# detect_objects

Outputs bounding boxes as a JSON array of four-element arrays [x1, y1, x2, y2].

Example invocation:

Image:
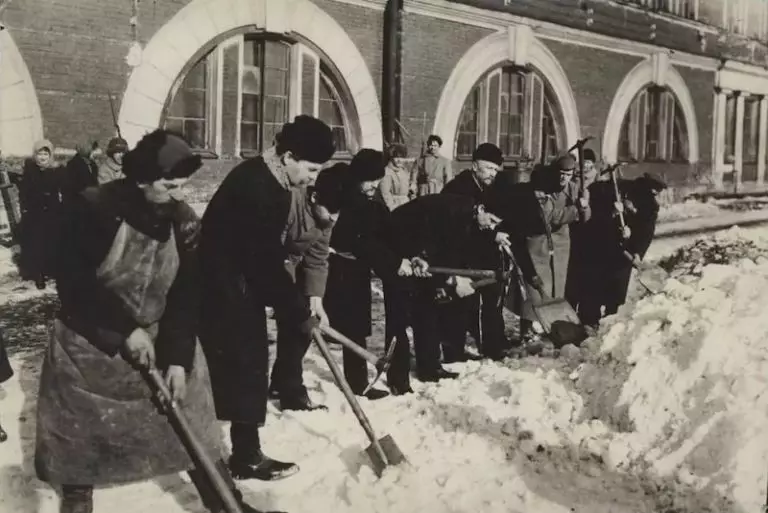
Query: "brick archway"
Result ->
[[0, 30, 44, 156], [433, 26, 581, 157], [118, 0, 382, 150], [602, 54, 699, 164]]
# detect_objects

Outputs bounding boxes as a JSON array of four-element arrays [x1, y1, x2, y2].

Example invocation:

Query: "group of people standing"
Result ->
[[0, 113, 665, 513]]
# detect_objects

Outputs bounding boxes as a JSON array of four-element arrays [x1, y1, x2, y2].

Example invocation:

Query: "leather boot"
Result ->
[[60, 485, 93, 513], [0, 419, 7, 443], [229, 423, 298, 481]]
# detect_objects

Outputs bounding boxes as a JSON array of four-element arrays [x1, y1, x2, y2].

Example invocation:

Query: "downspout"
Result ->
[[383, 0, 404, 148]]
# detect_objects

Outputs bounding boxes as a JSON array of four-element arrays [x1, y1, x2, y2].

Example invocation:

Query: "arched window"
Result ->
[[456, 66, 565, 164], [163, 33, 358, 158], [617, 85, 688, 163]]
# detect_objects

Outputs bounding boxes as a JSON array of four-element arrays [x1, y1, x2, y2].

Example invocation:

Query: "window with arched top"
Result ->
[[456, 66, 565, 164], [163, 33, 358, 158], [617, 85, 688, 163]]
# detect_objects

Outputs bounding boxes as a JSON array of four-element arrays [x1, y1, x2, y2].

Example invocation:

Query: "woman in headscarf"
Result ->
[[17, 139, 63, 289], [35, 129, 276, 513]]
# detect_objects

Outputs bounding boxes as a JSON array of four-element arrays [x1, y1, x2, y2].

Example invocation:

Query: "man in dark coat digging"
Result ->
[[35, 129, 274, 513], [198, 115, 336, 482], [491, 155, 590, 347], [387, 194, 501, 384], [324, 149, 414, 399], [576, 172, 666, 326], [441, 143, 511, 361]]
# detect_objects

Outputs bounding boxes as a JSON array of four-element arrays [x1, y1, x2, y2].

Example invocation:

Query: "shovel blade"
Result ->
[[533, 298, 588, 347], [635, 266, 667, 295], [364, 435, 406, 476]]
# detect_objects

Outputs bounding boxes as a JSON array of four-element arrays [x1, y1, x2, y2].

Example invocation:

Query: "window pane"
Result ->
[[240, 123, 259, 153], [457, 86, 481, 157], [242, 94, 259, 123], [725, 95, 737, 161], [165, 54, 210, 149], [242, 68, 261, 95], [243, 39, 260, 67], [317, 74, 347, 153], [264, 41, 290, 68], [302, 55, 317, 116]]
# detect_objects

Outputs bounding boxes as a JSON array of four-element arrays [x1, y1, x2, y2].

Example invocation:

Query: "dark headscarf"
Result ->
[[122, 130, 202, 184]]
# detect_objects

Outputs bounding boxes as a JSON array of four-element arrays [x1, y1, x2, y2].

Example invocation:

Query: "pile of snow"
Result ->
[[577, 227, 768, 513], [656, 199, 721, 224]]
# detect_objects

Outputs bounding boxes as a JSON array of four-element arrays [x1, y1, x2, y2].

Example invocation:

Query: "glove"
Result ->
[[411, 256, 431, 277], [397, 258, 413, 277], [614, 201, 625, 214], [454, 276, 476, 298], [495, 231, 511, 248], [299, 315, 320, 336], [622, 225, 632, 240]]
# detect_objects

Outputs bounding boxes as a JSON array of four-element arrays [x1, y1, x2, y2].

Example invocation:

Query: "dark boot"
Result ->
[[279, 392, 327, 412], [360, 389, 389, 400], [229, 423, 298, 481], [417, 367, 459, 383], [190, 460, 289, 513], [389, 382, 414, 396], [61, 485, 93, 513], [0, 419, 7, 443]]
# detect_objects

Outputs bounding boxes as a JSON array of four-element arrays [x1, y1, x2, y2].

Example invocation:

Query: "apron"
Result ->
[[35, 222, 221, 485]]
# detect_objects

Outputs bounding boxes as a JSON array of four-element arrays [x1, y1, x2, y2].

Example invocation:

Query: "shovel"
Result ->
[[142, 367, 243, 513], [501, 246, 587, 347], [623, 250, 668, 295], [318, 324, 394, 395], [312, 329, 407, 477]]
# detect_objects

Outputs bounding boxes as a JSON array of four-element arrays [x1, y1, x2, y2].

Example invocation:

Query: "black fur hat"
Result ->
[[275, 115, 335, 164], [472, 143, 503, 166], [350, 148, 386, 182]]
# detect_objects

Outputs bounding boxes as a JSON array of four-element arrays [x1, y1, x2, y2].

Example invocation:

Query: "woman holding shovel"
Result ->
[[35, 130, 276, 513]]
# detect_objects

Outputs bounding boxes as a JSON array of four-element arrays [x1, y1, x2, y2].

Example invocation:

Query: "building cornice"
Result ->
[[404, 0, 720, 71]]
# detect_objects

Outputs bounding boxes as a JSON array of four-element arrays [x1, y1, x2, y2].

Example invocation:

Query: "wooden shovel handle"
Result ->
[[427, 266, 496, 279]]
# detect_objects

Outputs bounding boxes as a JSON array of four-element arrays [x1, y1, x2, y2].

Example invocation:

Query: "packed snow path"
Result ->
[[0, 227, 766, 513]]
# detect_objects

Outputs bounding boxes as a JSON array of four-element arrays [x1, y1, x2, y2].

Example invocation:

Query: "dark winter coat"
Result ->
[[389, 193, 492, 271], [198, 155, 311, 424], [0, 328, 12, 384], [16, 159, 63, 279], [61, 154, 98, 206], [35, 180, 219, 485], [325, 191, 401, 339], [492, 180, 585, 321]]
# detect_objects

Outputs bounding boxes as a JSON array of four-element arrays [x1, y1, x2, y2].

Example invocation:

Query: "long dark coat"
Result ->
[[16, 159, 63, 279], [61, 154, 98, 206], [198, 157, 310, 425], [581, 179, 659, 309], [35, 181, 219, 485], [324, 192, 401, 339], [492, 181, 584, 321], [0, 328, 12, 383]]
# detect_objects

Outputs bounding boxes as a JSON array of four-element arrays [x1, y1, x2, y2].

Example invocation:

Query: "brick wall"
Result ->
[[400, 13, 493, 158]]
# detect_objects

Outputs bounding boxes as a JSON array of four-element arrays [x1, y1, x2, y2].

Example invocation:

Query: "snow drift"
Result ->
[[1, 228, 768, 513]]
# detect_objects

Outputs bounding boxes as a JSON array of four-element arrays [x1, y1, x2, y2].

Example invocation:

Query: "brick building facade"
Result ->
[[1, 0, 767, 196]]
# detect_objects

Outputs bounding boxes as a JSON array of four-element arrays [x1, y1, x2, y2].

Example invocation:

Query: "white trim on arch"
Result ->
[[0, 30, 44, 157], [602, 54, 700, 164], [118, 0, 383, 150], [433, 26, 580, 158]]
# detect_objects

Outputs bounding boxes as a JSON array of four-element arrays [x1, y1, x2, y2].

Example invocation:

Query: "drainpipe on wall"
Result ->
[[382, 0, 404, 149]]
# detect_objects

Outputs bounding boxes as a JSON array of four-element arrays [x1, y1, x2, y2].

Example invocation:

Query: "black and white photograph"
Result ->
[[0, 0, 766, 512]]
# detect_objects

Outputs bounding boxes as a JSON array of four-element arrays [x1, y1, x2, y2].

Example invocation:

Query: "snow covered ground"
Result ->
[[1, 226, 768, 513]]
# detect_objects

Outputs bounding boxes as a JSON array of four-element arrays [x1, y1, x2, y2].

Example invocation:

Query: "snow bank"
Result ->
[[577, 227, 768, 513], [657, 199, 721, 224]]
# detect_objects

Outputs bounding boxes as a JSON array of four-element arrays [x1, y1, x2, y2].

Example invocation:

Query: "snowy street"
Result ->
[[1, 223, 768, 513]]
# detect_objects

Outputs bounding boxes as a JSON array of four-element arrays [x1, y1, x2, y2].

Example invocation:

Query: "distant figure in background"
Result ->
[[17, 139, 63, 289], [98, 137, 128, 185], [409, 135, 452, 197], [378, 143, 411, 210], [61, 141, 99, 207], [0, 327, 13, 443]]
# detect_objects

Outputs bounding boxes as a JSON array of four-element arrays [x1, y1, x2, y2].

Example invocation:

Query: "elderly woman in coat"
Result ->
[[492, 155, 590, 345], [34, 129, 275, 513]]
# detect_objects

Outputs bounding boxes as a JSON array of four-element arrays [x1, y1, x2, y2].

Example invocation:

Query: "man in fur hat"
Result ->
[[98, 136, 128, 184], [324, 149, 413, 398], [199, 115, 336, 482], [441, 143, 511, 362], [387, 194, 501, 384]]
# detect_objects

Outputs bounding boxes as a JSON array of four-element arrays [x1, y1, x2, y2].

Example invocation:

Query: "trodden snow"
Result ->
[[1, 226, 768, 512]]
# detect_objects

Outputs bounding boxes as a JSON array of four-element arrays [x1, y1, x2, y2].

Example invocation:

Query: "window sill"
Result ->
[[192, 149, 220, 159]]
